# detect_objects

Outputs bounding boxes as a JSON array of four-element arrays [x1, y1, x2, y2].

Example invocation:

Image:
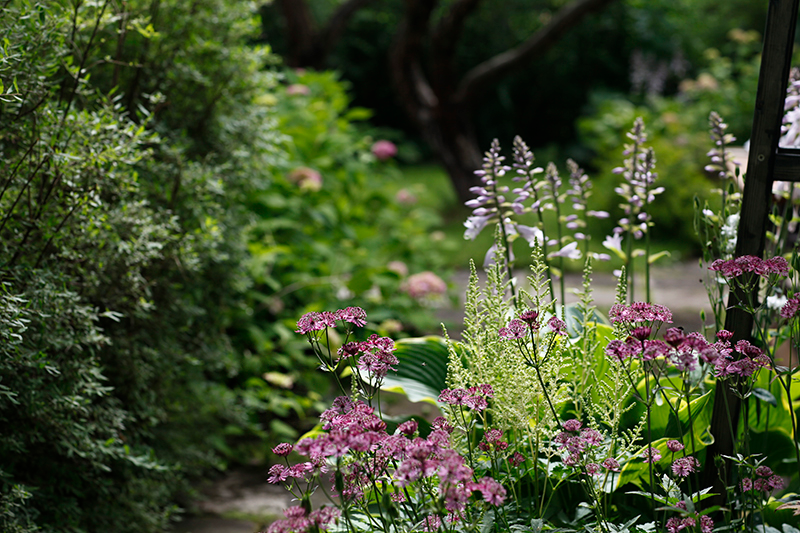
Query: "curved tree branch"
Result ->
[[454, 0, 616, 105]]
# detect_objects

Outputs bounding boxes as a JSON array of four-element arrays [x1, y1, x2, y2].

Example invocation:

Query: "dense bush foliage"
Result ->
[[0, 1, 448, 531]]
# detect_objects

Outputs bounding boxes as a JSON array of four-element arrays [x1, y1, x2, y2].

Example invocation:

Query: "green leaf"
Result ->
[[648, 250, 672, 264], [752, 387, 778, 407], [381, 336, 451, 404]]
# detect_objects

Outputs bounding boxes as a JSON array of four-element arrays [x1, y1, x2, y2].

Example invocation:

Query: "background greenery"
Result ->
[[0, 0, 787, 531], [0, 2, 449, 532]]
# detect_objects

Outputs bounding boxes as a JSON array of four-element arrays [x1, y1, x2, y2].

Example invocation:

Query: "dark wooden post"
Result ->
[[700, 0, 800, 507]]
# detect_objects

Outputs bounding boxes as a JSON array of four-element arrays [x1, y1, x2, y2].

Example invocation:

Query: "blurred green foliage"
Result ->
[[260, 0, 769, 158], [0, 1, 449, 531], [576, 29, 765, 256]]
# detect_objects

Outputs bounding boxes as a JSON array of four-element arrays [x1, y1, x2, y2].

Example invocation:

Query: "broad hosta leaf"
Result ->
[[381, 336, 451, 404]]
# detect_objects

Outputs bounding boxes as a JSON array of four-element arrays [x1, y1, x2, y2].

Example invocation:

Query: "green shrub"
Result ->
[[0, 2, 450, 531]]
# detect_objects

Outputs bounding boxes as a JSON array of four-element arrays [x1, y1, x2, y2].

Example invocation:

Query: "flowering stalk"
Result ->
[[609, 118, 664, 303]]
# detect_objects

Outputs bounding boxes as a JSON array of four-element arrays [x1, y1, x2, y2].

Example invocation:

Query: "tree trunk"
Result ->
[[390, 0, 617, 204], [423, 103, 483, 203]]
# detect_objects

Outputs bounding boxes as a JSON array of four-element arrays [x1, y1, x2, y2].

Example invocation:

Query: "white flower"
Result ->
[[464, 215, 492, 240], [516, 224, 544, 247], [549, 241, 581, 260], [721, 213, 739, 254], [603, 233, 626, 260], [767, 293, 788, 311]]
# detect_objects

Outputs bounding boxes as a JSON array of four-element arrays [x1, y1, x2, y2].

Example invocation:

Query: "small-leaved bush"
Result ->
[[0, 1, 449, 531]]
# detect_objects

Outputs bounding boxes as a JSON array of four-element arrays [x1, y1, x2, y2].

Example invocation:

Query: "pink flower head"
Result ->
[[402, 271, 447, 299], [287, 166, 322, 191], [469, 477, 507, 506], [272, 443, 294, 456], [602, 457, 620, 471], [509, 452, 526, 467], [422, 515, 442, 532], [296, 311, 332, 334], [432, 416, 454, 433], [397, 420, 418, 436], [755, 465, 773, 477], [286, 84, 310, 96], [267, 464, 289, 484], [663, 327, 686, 348], [309, 506, 340, 530], [642, 447, 662, 463], [548, 316, 567, 335], [741, 477, 753, 491], [519, 309, 540, 328], [372, 140, 398, 161], [631, 326, 652, 341], [499, 319, 527, 339], [562, 419, 582, 432], [768, 475, 785, 491], [666, 440, 684, 453], [716, 329, 734, 341], [605, 339, 639, 361], [782, 297, 800, 319], [585, 463, 601, 476], [336, 306, 367, 327], [671, 456, 700, 477]]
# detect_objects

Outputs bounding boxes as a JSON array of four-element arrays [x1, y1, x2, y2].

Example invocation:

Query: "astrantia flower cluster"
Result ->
[[271, 392, 507, 524], [609, 301, 673, 328], [665, 504, 713, 533], [267, 505, 341, 533], [709, 255, 789, 279], [438, 384, 494, 412], [555, 419, 617, 475], [782, 296, 800, 319], [296, 306, 367, 334], [713, 335, 769, 380], [740, 465, 785, 494]]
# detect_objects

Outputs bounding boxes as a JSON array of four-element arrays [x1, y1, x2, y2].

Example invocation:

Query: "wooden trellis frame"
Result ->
[[699, 0, 800, 505]]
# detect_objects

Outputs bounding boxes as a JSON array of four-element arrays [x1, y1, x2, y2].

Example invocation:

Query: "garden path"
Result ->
[[172, 260, 713, 533]]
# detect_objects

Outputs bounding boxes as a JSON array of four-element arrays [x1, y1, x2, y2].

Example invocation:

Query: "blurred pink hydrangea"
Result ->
[[402, 271, 446, 299], [372, 140, 398, 161], [395, 188, 417, 204], [387, 261, 409, 277], [287, 167, 322, 191], [286, 84, 310, 96]]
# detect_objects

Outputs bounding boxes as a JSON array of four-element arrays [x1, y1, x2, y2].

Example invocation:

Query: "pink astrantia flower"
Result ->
[[548, 316, 567, 335], [509, 452, 526, 467], [709, 255, 789, 279], [602, 457, 620, 471], [499, 319, 527, 339], [671, 456, 700, 477], [666, 440, 684, 453], [272, 443, 293, 456], [642, 447, 661, 463], [336, 306, 367, 327], [782, 296, 800, 319]]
